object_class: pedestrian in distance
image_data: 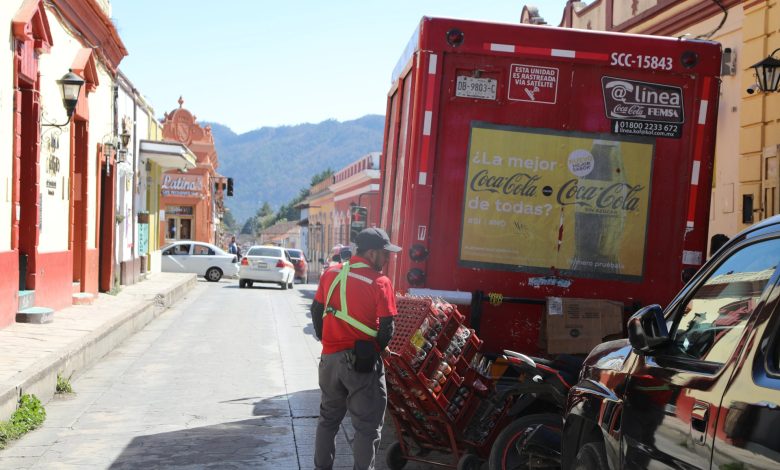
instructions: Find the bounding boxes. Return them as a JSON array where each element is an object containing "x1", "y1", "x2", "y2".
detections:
[
  {"x1": 311, "y1": 228, "x2": 401, "y2": 470},
  {"x1": 228, "y1": 236, "x2": 240, "y2": 257}
]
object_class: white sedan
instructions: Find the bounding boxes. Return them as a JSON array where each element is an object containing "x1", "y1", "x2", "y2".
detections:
[
  {"x1": 239, "y1": 246, "x2": 295, "y2": 289},
  {"x1": 161, "y1": 241, "x2": 239, "y2": 282}
]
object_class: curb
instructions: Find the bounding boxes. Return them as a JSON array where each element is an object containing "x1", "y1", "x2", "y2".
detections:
[{"x1": 0, "y1": 274, "x2": 197, "y2": 422}]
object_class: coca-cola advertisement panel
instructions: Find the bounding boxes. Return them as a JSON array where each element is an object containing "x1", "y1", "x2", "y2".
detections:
[{"x1": 460, "y1": 122, "x2": 654, "y2": 281}]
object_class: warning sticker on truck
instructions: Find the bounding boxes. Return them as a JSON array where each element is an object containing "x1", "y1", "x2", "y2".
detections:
[
  {"x1": 602, "y1": 76, "x2": 684, "y2": 138},
  {"x1": 460, "y1": 122, "x2": 654, "y2": 281},
  {"x1": 508, "y1": 64, "x2": 558, "y2": 104}
]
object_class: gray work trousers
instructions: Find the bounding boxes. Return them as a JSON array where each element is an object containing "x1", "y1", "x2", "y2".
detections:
[{"x1": 314, "y1": 349, "x2": 387, "y2": 470}]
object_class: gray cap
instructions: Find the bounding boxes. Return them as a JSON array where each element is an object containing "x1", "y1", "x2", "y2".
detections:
[{"x1": 355, "y1": 228, "x2": 402, "y2": 253}]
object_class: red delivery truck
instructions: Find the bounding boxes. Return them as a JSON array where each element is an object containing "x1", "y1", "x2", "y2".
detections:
[{"x1": 378, "y1": 17, "x2": 721, "y2": 355}]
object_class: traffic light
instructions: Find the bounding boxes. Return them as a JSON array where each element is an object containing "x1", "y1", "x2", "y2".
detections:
[
  {"x1": 349, "y1": 206, "x2": 368, "y2": 242},
  {"x1": 227, "y1": 177, "x2": 234, "y2": 197}
]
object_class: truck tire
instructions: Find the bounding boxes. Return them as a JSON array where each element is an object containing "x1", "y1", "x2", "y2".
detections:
[
  {"x1": 488, "y1": 413, "x2": 562, "y2": 470},
  {"x1": 572, "y1": 442, "x2": 608, "y2": 470}
]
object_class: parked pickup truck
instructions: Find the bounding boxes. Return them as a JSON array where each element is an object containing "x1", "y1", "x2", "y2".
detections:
[{"x1": 563, "y1": 215, "x2": 780, "y2": 469}]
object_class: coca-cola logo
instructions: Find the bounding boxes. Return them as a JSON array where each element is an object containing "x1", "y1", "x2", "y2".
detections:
[
  {"x1": 469, "y1": 169, "x2": 541, "y2": 196},
  {"x1": 556, "y1": 179, "x2": 645, "y2": 211},
  {"x1": 602, "y1": 77, "x2": 684, "y2": 124}
]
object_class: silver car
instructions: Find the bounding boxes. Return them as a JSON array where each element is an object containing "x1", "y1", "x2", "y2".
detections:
[
  {"x1": 239, "y1": 246, "x2": 296, "y2": 289},
  {"x1": 161, "y1": 241, "x2": 239, "y2": 282}
]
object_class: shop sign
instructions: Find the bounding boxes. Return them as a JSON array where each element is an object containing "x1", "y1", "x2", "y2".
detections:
[
  {"x1": 161, "y1": 174, "x2": 205, "y2": 198},
  {"x1": 166, "y1": 205, "x2": 194, "y2": 216}
]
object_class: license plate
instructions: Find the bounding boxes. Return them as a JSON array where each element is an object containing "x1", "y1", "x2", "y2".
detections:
[
  {"x1": 456, "y1": 76, "x2": 497, "y2": 100},
  {"x1": 254, "y1": 262, "x2": 267, "y2": 269}
]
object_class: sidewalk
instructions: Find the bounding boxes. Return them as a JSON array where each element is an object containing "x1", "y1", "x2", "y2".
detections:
[{"x1": 0, "y1": 272, "x2": 196, "y2": 422}]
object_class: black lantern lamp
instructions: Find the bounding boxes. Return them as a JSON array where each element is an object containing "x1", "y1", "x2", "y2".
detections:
[
  {"x1": 43, "y1": 69, "x2": 85, "y2": 128},
  {"x1": 751, "y1": 48, "x2": 780, "y2": 93},
  {"x1": 115, "y1": 126, "x2": 131, "y2": 163}
]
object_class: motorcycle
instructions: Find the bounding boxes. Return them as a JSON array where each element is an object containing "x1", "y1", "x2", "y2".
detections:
[{"x1": 487, "y1": 350, "x2": 583, "y2": 470}]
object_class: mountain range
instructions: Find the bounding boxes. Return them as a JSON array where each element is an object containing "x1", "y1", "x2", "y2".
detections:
[{"x1": 207, "y1": 115, "x2": 385, "y2": 223}]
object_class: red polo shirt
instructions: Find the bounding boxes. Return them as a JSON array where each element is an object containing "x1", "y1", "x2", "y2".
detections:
[{"x1": 314, "y1": 255, "x2": 397, "y2": 354}]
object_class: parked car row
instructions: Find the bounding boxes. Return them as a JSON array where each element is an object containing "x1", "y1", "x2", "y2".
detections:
[{"x1": 160, "y1": 241, "x2": 311, "y2": 289}]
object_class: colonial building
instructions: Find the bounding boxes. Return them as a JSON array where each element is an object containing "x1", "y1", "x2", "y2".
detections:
[
  {"x1": 2, "y1": 0, "x2": 127, "y2": 327},
  {"x1": 259, "y1": 220, "x2": 301, "y2": 247},
  {"x1": 307, "y1": 178, "x2": 335, "y2": 275},
  {"x1": 158, "y1": 98, "x2": 225, "y2": 248},
  {"x1": 331, "y1": 152, "x2": 381, "y2": 245}
]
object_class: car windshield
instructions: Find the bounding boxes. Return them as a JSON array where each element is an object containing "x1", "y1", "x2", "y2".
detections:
[
  {"x1": 247, "y1": 247, "x2": 283, "y2": 258},
  {"x1": 287, "y1": 249, "x2": 303, "y2": 259}
]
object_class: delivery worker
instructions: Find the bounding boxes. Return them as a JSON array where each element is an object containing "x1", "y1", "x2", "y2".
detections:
[{"x1": 311, "y1": 228, "x2": 401, "y2": 470}]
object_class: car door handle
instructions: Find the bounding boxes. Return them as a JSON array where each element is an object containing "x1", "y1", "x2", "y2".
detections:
[{"x1": 690, "y1": 401, "x2": 709, "y2": 446}]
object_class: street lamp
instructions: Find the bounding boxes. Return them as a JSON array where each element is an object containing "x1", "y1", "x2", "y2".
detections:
[
  {"x1": 42, "y1": 69, "x2": 85, "y2": 128},
  {"x1": 750, "y1": 48, "x2": 780, "y2": 93}
]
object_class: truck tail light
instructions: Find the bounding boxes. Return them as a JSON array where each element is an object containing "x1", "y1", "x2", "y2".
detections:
[
  {"x1": 409, "y1": 244, "x2": 429, "y2": 262},
  {"x1": 446, "y1": 28, "x2": 464, "y2": 47},
  {"x1": 276, "y1": 260, "x2": 286, "y2": 268},
  {"x1": 241, "y1": 257, "x2": 249, "y2": 266},
  {"x1": 407, "y1": 268, "x2": 426, "y2": 286}
]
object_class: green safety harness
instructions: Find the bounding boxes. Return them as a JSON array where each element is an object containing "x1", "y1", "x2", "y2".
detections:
[{"x1": 324, "y1": 261, "x2": 377, "y2": 337}]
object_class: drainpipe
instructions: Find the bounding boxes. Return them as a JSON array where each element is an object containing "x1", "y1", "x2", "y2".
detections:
[{"x1": 132, "y1": 88, "x2": 138, "y2": 276}]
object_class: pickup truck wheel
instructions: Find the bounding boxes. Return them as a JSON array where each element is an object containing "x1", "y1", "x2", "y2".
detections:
[
  {"x1": 489, "y1": 413, "x2": 562, "y2": 470},
  {"x1": 573, "y1": 442, "x2": 608, "y2": 470},
  {"x1": 456, "y1": 453, "x2": 483, "y2": 470}
]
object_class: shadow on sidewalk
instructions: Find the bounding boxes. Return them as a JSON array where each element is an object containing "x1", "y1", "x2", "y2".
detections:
[{"x1": 106, "y1": 389, "x2": 451, "y2": 469}]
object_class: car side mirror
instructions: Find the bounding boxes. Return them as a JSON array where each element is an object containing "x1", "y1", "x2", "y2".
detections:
[{"x1": 627, "y1": 304, "x2": 669, "y2": 354}]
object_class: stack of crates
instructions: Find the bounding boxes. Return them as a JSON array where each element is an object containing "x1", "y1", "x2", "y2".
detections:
[{"x1": 384, "y1": 295, "x2": 511, "y2": 453}]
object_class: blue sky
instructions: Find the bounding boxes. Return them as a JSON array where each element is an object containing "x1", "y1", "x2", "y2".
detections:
[{"x1": 111, "y1": 1, "x2": 569, "y2": 134}]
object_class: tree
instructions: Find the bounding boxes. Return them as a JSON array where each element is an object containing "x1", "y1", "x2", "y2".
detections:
[
  {"x1": 222, "y1": 210, "x2": 238, "y2": 232},
  {"x1": 311, "y1": 168, "x2": 333, "y2": 186}
]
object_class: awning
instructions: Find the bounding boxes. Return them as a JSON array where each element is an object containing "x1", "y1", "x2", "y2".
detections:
[{"x1": 140, "y1": 140, "x2": 197, "y2": 170}]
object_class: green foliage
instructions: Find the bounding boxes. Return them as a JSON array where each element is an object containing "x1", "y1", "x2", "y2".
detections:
[
  {"x1": 207, "y1": 116, "x2": 384, "y2": 222},
  {"x1": 0, "y1": 394, "x2": 46, "y2": 449},
  {"x1": 56, "y1": 374, "x2": 73, "y2": 394},
  {"x1": 311, "y1": 168, "x2": 333, "y2": 186},
  {"x1": 222, "y1": 211, "x2": 238, "y2": 233}
]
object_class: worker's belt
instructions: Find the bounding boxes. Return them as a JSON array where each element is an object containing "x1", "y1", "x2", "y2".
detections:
[{"x1": 324, "y1": 261, "x2": 378, "y2": 337}]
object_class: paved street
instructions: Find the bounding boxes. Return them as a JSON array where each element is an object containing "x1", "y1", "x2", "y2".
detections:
[{"x1": 0, "y1": 279, "x2": 447, "y2": 470}]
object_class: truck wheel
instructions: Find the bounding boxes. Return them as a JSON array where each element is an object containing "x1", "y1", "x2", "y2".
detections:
[
  {"x1": 247, "y1": 281, "x2": 253, "y2": 288},
  {"x1": 385, "y1": 442, "x2": 407, "y2": 470},
  {"x1": 488, "y1": 413, "x2": 562, "y2": 470},
  {"x1": 239, "y1": 279, "x2": 246, "y2": 288},
  {"x1": 457, "y1": 453, "x2": 483, "y2": 470},
  {"x1": 573, "y1": 442, "x2": 608, "y2": 470}
]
